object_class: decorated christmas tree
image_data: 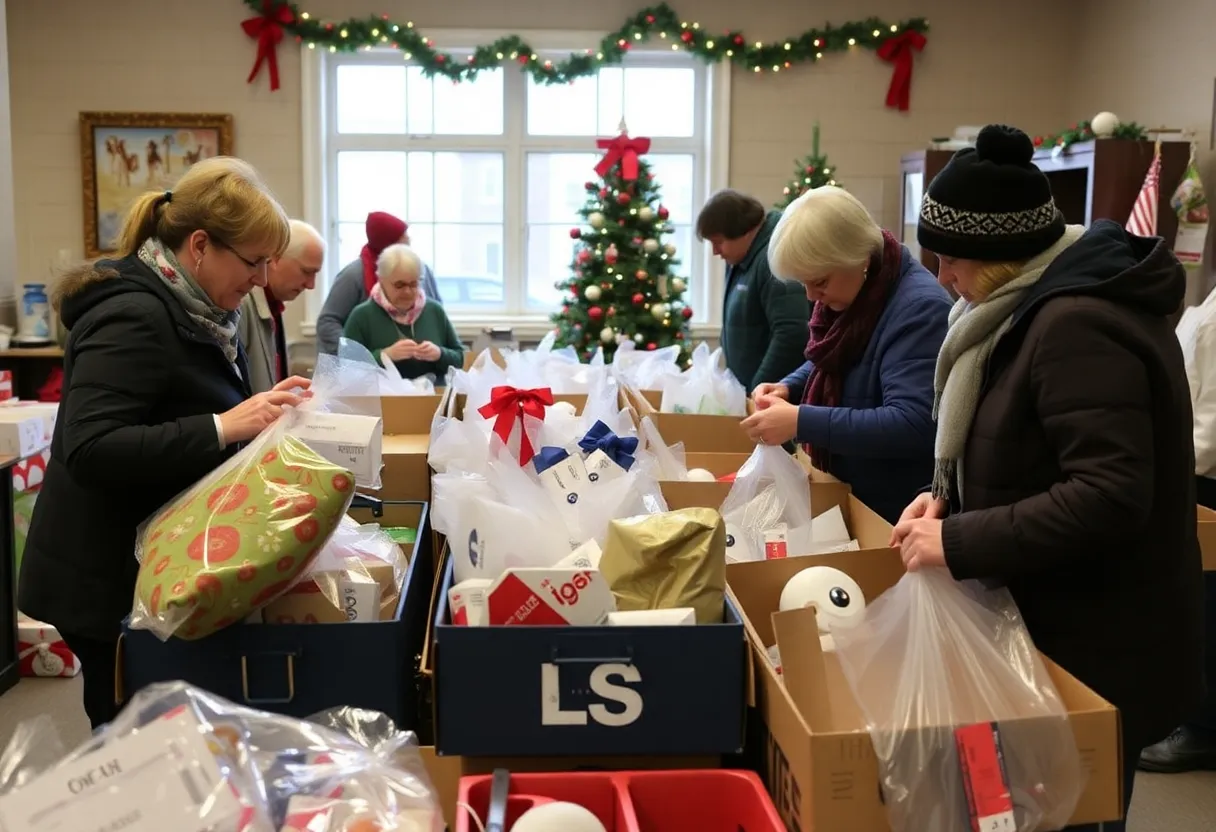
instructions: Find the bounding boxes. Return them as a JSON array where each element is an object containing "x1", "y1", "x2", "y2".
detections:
[
  {"x1": 553, "y1": 125, "x2": 693, "y2": 365},
  {"x1": 776, "y1": 122, "x2": 839, "y2": 208}
]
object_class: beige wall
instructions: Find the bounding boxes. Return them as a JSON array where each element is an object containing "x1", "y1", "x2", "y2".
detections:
[
  {"x1": 0, "y1": 0, "x2": 15, "y2": 320},
  {"x1": 5, "y1": 0, "x2": 1091, "y2": 340},
  {"x1": 1071, "y1": 0, "x2": 1216, "y2": 303}
]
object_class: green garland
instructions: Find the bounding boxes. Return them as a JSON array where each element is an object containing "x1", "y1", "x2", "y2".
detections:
[
  {"x1": 242, "y1": 1, "x2": 929, "y2": 86},
  {"x1": 1034, "y1": 119, "x2": 1148, "y2": 152}
]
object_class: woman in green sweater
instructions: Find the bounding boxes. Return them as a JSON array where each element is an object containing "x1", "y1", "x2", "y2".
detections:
[{"x1": 343, "y1": 243, "x2": 465, "y2": 384}]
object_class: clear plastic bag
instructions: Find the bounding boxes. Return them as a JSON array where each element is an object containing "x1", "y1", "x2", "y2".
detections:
[
  {"x1": 290, "y1": 515, "x2": 410, "y2": 619},
  {"x1": 718, "y1": 445, "x2": 815, "y2": 562},
  {"x1": 0, "y1": 681, "x2": 442, "y2": 832},
  {"x1": 612, "y1": 341, "x2": 684, "y2": 391},
  {"x1": 129, "y1": 355, "x2": 374, "y2": 641},
  {"x1": 660, "y1": 342, "x2": 748, "y2": 415},
  {"x1": 833, "y1": 569, "x2": 1085, "y2": 832},
  {"x1": 338, "y1": 338, "x2": 436, "y2": 395}
]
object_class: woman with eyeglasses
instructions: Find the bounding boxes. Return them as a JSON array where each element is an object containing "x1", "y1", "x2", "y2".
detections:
[
  {"x1": 342, "y1": 243, "x2": 465, "y2": 384},
  {"x1": 18, "y1": 156, "x2": 311, "y2": 730}
]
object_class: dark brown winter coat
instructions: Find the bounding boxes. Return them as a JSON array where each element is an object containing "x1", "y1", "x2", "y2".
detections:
[{"x1": 941, "y1": 220, "x2": 1206, "y2": 753}]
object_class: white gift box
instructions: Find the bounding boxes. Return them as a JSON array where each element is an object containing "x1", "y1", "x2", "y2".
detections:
[{"x1": 290, "y1": 410, "x2": 383, "y2": 488}]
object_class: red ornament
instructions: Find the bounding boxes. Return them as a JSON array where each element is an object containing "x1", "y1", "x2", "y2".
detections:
[
  {"x1": 241, "y1": 0, "x2": 295, "y2": 92},
  {"x1": 518, "y1": 55, "x2": 530, "y2": 64},
  {"x1": 675, "y1": 332, "x2": 685, "y2": 340},
  {"x1": 632, "y1": 236, "x2": 644, "y2": 245},
  {"x1": 569, "y1": 228, "x2": 581, "y2": 239},
  {"x1": 608, "y1": 306, "x2": 617, "y2": 316},
  {"x1": 1033, "y1": 136, "x2": 1043, "y2": 147},
  {"x1": 681, "y1": 31, "x2": 694, "y2": 43},
  {"x1": 657, "y1": 206, "x2": 669, "y2": 220},
  {"x1": 805, "y1": 165, "x2": 816, "y2": 174},
  {"x1": 632, "y1": 293, "x2": 645, "y2": 305},
  {"x1": 588, "y1": 306, "x2": 604, "y2": 320},
  {"x1": 681, "y1": 306, "x2": 694, "y2": 319},
  {"x1": 435, "y1": 54, "x2": 446, "y2": 64},
  {"x1": 585, "y1": 181, "x2": 596, "y2": 190},
  {"x1": 635, "y1": 269, "x2": 647, "y2": 280},
  {"x1": 618, "y1": 219, "x2": 626, "y2": 226},
  {"x1": 601, "y1": 282, "x2": 612, "y2": 289},
  {"x1": 598, "y1": 188, "x2": 609, "y2": 198},
  {"x1": 733, "y1": 35, "x2": 744, "y2": 46},
  {"x1": 645, "y1": 14, "x2": 655, "y2": 23},
  {"x1": 617, "y1": 192, "x2": 632, "y2": 205},
  {"x1": 646, "y1": 342, "x2": 657, "y2": 351}
]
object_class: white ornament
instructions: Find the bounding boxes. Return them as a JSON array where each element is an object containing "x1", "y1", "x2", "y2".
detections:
[
  {"x1": 664, "y1": 243, "x2": 677, "y2": 256},
  {"x1": 513, "y1": 802, "x2": 607, "y2": 832},
  {"x1": 588, "y1": 211, "x2": 605, "y2": 229},
  {"x1": 599, "y1": 326, "x2": 615, "y2": 343},
  {"x1": 686, "y1": 467, "x2": 716, "y2": 482},
  {"x1": 779, "y1": 566, "x2": 866, "y2": 653},
  {"x1": 650, "y1": 302, "x2": 669, "y2": 321},
  {"x1": 1090, "y1": 111, "x2": 1119, "y2": 138},
  {"x1": 671, "y1": 277, "x2": 686, "y2": 293},
  {"x1": 583, "y1": 284, "x2": 602, "y2": 302},
  {"x1": 633, "y1": 333, "x2": 645, "y2": 343},
  {"x1": 642, "y1": 238, "x2": 660, "y2": 253},
  {"x1": 638, "y1": 206, "x2": 654, "y2": 221}
]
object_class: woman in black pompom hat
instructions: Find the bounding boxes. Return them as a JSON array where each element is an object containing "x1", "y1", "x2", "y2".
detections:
[{"x1": 890, "y1": 124, "x2": 1204, "y2": 830}]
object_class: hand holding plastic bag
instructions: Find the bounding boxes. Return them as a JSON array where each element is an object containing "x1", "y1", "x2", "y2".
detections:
[
  {"x1": 718, "y1": 445, "x2": 815, "y2": 561},
  {"x1": 0, "y1": 681, "x2": 442, "y2": 832},
  {"x1": 833, "y1": 569, "x2": 1084, "y2": 832}
]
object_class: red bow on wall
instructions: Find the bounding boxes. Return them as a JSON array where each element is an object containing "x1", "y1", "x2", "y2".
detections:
[
  {"x1": 242, "y1": 0, "x2": 295, "y2": 91},
  {"x1": 478, "y1": 386, "x2": 555, "y2": 466},
  {"x1": 877, "y1": 30, "x2": 927, "y2": 112},
  {"x1": 595, "y1": 133, "x2": 652, "y2": 181}
]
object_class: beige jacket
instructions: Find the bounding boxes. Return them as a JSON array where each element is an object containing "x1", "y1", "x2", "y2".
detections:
[{"x1": 237, "y1": 287, "x2": 277, "y2": 395}]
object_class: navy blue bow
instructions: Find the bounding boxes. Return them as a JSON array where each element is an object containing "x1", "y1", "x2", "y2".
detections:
[
  {"x1": 532, "y1": 446, "x2": 570, "y2": 475},
  {"x1": 578, "y1": 421, "x2": 638, "y2": 471}
]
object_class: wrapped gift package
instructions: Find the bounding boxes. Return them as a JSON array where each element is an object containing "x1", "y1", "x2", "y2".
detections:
[{"x1": 16, "y1": 614, "x2": 79, "y2": 678}]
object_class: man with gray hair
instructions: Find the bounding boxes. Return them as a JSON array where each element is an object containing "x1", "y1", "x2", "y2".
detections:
[{"x1": 238, "y1": 219, "x2": 325, "y2": 393}]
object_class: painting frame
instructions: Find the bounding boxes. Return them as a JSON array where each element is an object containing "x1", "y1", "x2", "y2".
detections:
[{"x1": 80, "y1": 111, "x2": 234, "y2": 258}]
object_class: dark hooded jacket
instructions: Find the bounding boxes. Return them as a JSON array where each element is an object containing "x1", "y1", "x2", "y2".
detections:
[
  {"x1": 19, "y1": 254, "x2": 251, "y2": 639},
  {"x1": 941, "y1": 220, "x2": 1205, "y2": 752}
]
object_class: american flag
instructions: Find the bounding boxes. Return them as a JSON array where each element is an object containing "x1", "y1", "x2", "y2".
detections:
[{"x1": 1126, "y1": 146, "x2": 1162, "y2": 237}]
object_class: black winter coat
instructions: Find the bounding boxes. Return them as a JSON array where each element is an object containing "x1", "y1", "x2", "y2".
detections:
[{"x1": 19, "y1": 255, "x2": 251, "y2": 639}]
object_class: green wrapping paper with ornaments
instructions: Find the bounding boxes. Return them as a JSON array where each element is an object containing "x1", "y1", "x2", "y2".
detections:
[{"x1": 129, "y1": 354, "x2": 384, "y2": 641}]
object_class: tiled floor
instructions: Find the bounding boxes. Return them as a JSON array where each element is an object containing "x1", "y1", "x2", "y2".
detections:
[{"x1": 1, "y1": 677, "x2": 1214, "y2": 829}]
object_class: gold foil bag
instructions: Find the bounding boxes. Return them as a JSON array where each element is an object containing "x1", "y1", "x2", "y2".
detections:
[{"x1": 599, "y1": 508, "x2": 727, "y2": 624}]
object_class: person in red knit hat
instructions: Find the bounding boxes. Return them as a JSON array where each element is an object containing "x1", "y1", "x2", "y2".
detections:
[{"x1": 316, "y1": 211, "x2": 441, "y2": 354}]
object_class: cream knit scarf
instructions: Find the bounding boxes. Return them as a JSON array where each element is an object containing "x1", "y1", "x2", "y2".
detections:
[{"x1": 931, "y1": 225, "x2": 1085, "y2": 501}]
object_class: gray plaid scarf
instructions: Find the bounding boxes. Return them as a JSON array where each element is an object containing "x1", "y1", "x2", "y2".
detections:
[{"x1": 138, "y1": 237, "x2": 239, "y2": 363}]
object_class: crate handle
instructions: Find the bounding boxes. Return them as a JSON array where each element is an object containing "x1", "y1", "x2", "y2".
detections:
[
  {"x1": 350, "y1": 493, "x2": 384, "y2": 517},
  {"x1": 240, "y1": 654, "x2": 296, "y2": 704},
  {"x1": 549, "y1": 647, "x2": 634, "y2": 665}
]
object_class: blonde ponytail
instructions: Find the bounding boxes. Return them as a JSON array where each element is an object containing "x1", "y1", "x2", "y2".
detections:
[{"x1": 114, "y1": 191, "x2": 168, "y2": 257}]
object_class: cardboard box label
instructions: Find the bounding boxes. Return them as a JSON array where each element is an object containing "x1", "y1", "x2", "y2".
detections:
[{"x1": 290, "y1": 410, "x2": 383, "y2": 488}]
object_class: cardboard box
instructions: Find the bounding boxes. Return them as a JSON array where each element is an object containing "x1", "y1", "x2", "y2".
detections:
[
  {"x1": 0, "y1": 411, "x2": 47, "y2": 459},
  {"x1": 1196, "y1": 505, "x2": 1216, "y2": 571},
  {"x1": 290, "y1": 410, "x2": 383, "y2": 488},
  {"x1": 681, "y1": 451, "x2": 751, "y2": 480},
  {"x1": 727, "y1": 542, "x2": 1122, "y2": 830},
  {"x1": 623, "y1": 385, "x2": 754, "y2": 453}
]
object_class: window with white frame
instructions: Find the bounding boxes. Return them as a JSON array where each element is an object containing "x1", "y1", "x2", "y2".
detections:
[{"x1": 303, "y1": 34, "x2": 728, "y2": 336}]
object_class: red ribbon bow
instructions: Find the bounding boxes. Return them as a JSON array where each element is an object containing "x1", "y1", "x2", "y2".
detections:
[
  {"x1": 595, "y1": 133, "x2": 652, "y2": 181},
  {"x1": 242, "y1": 0, "x2": 295, "y2": 92},
  {"x1": 877, "y1": 30, "x2": 927, "y2": 112},
  {"x1": 478, "y1": 386, "x2": 555, "y2": 466}
]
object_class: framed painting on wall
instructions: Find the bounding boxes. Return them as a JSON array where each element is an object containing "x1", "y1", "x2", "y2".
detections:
[{"x1": 79, "y1": 111, "x2": 234, "y2": 258}]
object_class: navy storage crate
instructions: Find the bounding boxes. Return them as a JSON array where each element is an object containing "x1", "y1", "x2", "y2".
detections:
[
  {"x1": 121, "y1": 498, "x2": 433, "y2": 733},
  {"x1": 431, "y1": 548, "x2": 747, "y2": 757}
]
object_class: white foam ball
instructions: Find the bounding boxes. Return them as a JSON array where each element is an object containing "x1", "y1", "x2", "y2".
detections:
[
  {"x1": 779, "y1": 566, "x2": 866, "y2": 634},
  {"x1": 1090, "y1": 111, "x2": 1119, "y2": 138},
  {"x1": 513, "y1": 802, "x2": 607, "y2": 832},
  {"x1": 551, "y1": 401, "x2": 578, "y2": 417},
  {"x1": 686, "y1": 467, "x2": 716, "y2": 482}
]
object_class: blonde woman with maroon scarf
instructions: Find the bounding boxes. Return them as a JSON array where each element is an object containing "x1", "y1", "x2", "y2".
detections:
[
  {"x1": 741, "y1": 186, "x2": 951, "y2": 523},
  {"x1": 342, "y1": 243, "x2": 464, "y2": 384}
]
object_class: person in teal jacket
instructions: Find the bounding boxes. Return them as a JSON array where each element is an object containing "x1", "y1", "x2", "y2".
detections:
[
  {"x1": 696, "y1": 189, "x2": 810, "y2": 389},
  {"x1": 343, "y1": 243, "x2": 465, "y2": 384}
]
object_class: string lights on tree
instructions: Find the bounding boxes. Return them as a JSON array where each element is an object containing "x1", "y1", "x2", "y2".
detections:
[{"x1": 241, "y1": 1, "x2": 930, "y2": 109}]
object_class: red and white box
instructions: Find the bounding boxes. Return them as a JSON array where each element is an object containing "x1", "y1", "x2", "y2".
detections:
[
  {"x1": 486, "y1": 567, "x2": 615, "y2": 626},
  {"x1": 0, "y1": 371, "x2": 12, "y2": 402},
  {"x1": 17, "y1": 614, "x2": 80, "y2": 678}
]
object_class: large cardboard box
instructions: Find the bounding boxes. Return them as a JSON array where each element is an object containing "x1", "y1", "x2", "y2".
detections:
[
  {"x1": 622, "y1": 384, "x2": 755, "y2": 453},
  {"x1": 338, "y1": 395, "x2": 443, "y2": 503},
  {"x1": 726, "y1": 532, "x2": 1122, "y2": 830},
  {"x1": 1196, "y1": 505, "x2": 1216, "y2": 570}
]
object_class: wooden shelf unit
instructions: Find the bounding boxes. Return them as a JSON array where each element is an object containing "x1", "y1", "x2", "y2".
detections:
[{"x1": 899, "y1": 140, "x2": 1192, "y2": 275}]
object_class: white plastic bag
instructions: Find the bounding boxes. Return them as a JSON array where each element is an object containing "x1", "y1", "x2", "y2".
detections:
[
  {"x1": 295, "y1": 515, "x2": 409, "y2": 617},
  {"x1": 338, "y1": 337, "x2": 437, "y2": 395},
  {"x1": 612, "y1": 341, "x2": 684, "y2": 391},
  {"x1": 0, "y1": 681, "x2": 442, "y2": 831},
  {"x1": 717, "y1": 445, "x2": 815, "y2": 562},
  {"x1": 660, "y1": 342, "x2": 748, "y2": 415},
  {"x1": 833, "y1": 569, "x2": 1085, "y2": 832},
  {"x1": 637, "y1": 415, "x2": 689, "y2": 481}
]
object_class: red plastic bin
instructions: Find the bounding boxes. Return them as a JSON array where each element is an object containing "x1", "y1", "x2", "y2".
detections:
[{"x1": 455, "y1": 769, "x2": 784, "y2": 831}]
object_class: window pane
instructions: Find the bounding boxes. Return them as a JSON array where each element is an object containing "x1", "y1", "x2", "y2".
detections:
[
  {"x1": 336, "y1": 66, "x2": 407, "y2": 134},
  {"x1": 336, "y1": 152, "x2": 407, "y2": 221},
  {"x1": 599, "y1": 68, "x2": 696, "y2": 138},
  {"x1": 407, "y1": 66, "x2": 504, "y2": 135},
  {"x1": 527, "y1": 75, "x2": 598, "y2": 136},
  {"x1": 406, "y1": 223, "x2": 435, "y2": 269},
  {"x1": 434, "y1": 153, "x2": 504, "y2": 223},
  {"x1": 432, "y1": 224, "x2": 505, "y2": 306},
  {"x1": 525, "y1": 225, "x2": 574, "y2": 311},
  {"x1": 407, "y1": 152, "x2": 434, "y2": 222},
  {"x1": 644, "y1": 154, "x2": 695, "y2": 227},
  {"x1": 526, "y1": 153, "x2": 599, "y2": 223},
  {"x1": 336, "y1": 222, "x2": 367, "y2": 272}
]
